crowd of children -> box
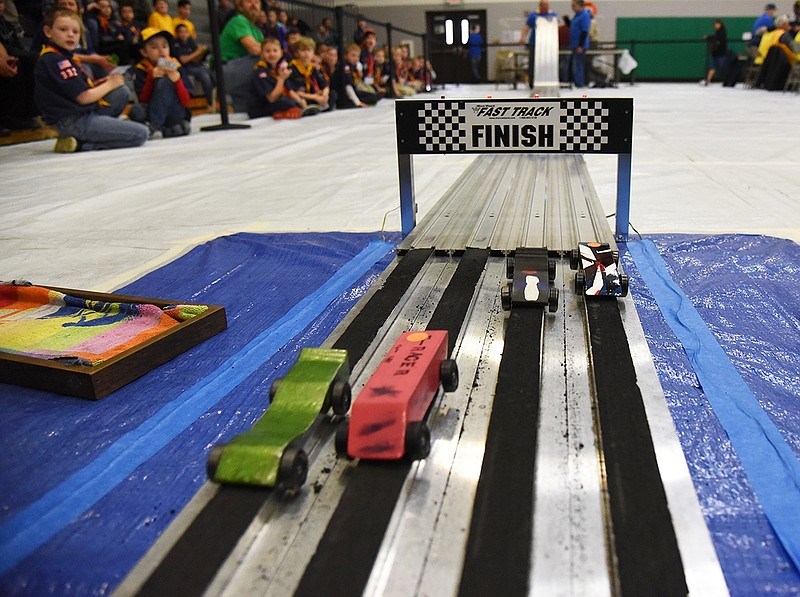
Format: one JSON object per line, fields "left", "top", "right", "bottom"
{"left": 246, "top": 26, "right": 435, "bottom": 120}
{"left": 1, "top": 0, "right": 436, "bottom": 151}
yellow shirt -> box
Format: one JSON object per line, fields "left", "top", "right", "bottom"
{"left": 755, "top": 28, "right": 783, "bottom": 64}
{"left": 172, "top": 16, "right": 196, "bottom": 38}
{"left": 148, "top": 11, "right": 175, "bottom": 35}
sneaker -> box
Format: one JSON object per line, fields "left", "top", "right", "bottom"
{"left": 273, "top": 107, "right": 302, "bottom": 120}
{"left": 53, "top": 136, "right": 78, "bottom": 153}
{"left": 163, "top": 121, "right": 191, "bottom": 137}
{"left": 699, "top": 79, "right": 709, "bottom": 86}
{"left": 148, "top": 125, "right": 162, "bottom": 140}
{"left": 302, "top": 104, "right": 321, "bottom": 116}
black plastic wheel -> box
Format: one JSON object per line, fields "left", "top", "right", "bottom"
{"left": 405, "top": 421, "right": 431, "bottom": 461}
{"left": 440, "top": 359, "right": 459, "bottom": 392}
{"left": 335, "top": 420, "right": 350, "bottom": 458}
{"left": 548, "top": 287, "right": 559, "bottom": 312}
{"left": 501, "top": 282, "right": 512, "bottom": 311}
{"left": 277, "top": 444, "right": 308, "bottom": 490}
{"left": 570, "top": 248, "right": 580, "bottom": 270}
{"left": 575, "top": 270, "right": 586, "bottom": 295}
{"left": 505, "top": 256, "right": 514, "bottom": 279}
{"left": 620, "top": 274, "right": 629, "bottom": 297}
{"left": 269, "top": 378, "right": 282, "bottom": 401}
{"left": 548, "top": 258, "right": 556, "bottom": 281}
{"left": 612, "top": 249, "right": 620, "bottom": 265}
{"left": 206, "top": 444, "right": 224, "bottom": 480}
{"left": 329, "top": 379, "right": 352, "bottom": 416}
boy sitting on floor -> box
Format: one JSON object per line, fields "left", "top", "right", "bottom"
{"left": 286, "top": 36, "right": 329, "bottom": 113}
{"left": 171, "top": 23, "right": 212, "bottom": 105}
{"left": 130, "top": 27, "right": 192, "bottom": 137}
{"left": 337, "top": 41, "right": 380, "bottom": 109}
{"left": 247, "top": 36, "right": 303, "bottom": 119}
{"left": 33, "top": 7, "right": 148, "bottom": 152}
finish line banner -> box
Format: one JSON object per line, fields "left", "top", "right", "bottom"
{"left": 395, "top": 98, "right": 633, "bottom": 155}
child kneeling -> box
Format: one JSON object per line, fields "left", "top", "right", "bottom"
{"left": 33, "top": 7, "right": 148, "bottom": 152}
{"left": 130, "top": 27, "right": 192, "bottom": 138}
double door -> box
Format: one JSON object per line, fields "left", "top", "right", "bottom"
{"left": 426, "top": 10, "right": 487, "bottom": 85}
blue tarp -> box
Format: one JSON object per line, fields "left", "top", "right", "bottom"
{"left": 1, "top": 232, "right": 799, "bottom": 596}
{"left": 624, "top": 234, "right": 800, "bottom": 596}
{"left": 0, "top": 232, "right": 398, "bottom": 596}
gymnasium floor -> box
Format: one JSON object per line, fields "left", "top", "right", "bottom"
{"left": 1, "top": 83, "right": 799, "bottom": 596}
{"left": 3, "top": 82, "right": 798, "bottom": 290}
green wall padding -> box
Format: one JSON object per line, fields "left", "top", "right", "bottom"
{"left": 616, "top": 17, "right": 752, "bottom": 80}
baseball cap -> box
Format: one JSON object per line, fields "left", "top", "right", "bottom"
{"left": 140, "top": 27, "right": 173, "bottom": 45}
{"left": 765, "top": 3, "right": 777, "bottom": 9}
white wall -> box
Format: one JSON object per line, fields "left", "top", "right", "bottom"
{"left": 334, "top": 1, "right": 769, "bottom": 79}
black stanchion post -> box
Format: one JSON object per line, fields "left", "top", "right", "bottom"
{"left": 201, "top": 0, "right": 250, "bottom": 132}
{"left": 334, "top": 6, "right": 344, "bottom": 57}
{"left": 423, "top": 32, "right": 431, "bottom": 91}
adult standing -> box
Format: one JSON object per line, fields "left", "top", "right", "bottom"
{"left": 789, "top": 0, "right": 800, "bottom": 35}
{"left": 353, "top": 16, "right": 368, "bottom": 45}
{"left": 220, "top": 0, "right": 262, "bottom": 112}
{"left": 751, "top": 2, "right": 777, "bottom": 47}
{"left": 467, "top": 24, "right": 483, "bottom": 82}
{"left": 558, "top": 15, "right": 570, "bottom": 82}
{"left": 569, "top": 0, "right": 591, "bottom": 88}
{"left": 518, "top": 0, "right": 557, "bottom": 88}
{"left": 701, "top": 19, "right": 727, "bottom": 85}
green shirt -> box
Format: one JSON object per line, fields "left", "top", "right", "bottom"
{"left": 220, "top": 13, "right": 263, "bottom": 62}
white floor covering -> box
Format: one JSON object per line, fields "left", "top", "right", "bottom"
{"left": 1, "top": 83, "right": 797, "bottom": 292}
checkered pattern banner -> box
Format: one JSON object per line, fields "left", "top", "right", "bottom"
{"left": 559, "top": 100, "right": 610, "bottom": 152}
{"left": 396, "top": 98, "right": 632, "bottom": 155}
{"left": 418, "top": 101, "right": 467, "bottom": 152}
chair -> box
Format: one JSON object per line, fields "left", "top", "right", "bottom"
{"left": 785, "top": 63, "right": 800, "bottom": 92}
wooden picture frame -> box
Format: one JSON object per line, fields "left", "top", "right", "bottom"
{"left": 0, "top": 286, "right": 227, "bottom": 400}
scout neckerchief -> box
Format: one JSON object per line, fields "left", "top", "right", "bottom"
{"left": 289, "top": 58, "right": 320, "bottom": 93}
{"left": 255, "top": 59, "right": 289, "bottom": 96}
{"left": 394, "top": 58, "right": 408, "bottom": 81}
{"left": 97, "top": 14, "right": 114, "bottom": 33}
{"left": 362, "top": 49, "right": 375, "bottom": 77}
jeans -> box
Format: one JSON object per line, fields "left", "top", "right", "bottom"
{"left": 247, "top": 95, "right": 297, "bottom": 119}
{"left": 55, "top": 85, "right": 148, "bottom": 150}
{"left": 222, "top": 54, "right": 258, "bottom": 112}
{"left": 182, "top": 63, "right": 214, "bottom": 104}
{"left": 571, "top": 48, "right": 586, "bottom": 87}
{"left": 470, "top": 56, "right": 481, "bottom": 82}
{"left": 129, "top": 77, "right": 189, "bottom": 131}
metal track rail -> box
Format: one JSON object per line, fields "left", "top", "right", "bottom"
{"left": 118, "top": 156, "right": 727, "bottom": 597}
{"left": 398, "top": 154, "right": 617, "bottom": 254}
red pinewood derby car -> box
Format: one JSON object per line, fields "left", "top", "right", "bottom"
{"left": 335, "top": 330, "right": 458, "bottom": 461}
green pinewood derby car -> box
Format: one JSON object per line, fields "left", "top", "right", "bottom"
{"left": 206, "top": 348, "right": 351, "bottom": 491}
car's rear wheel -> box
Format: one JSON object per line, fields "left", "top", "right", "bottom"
{"left": 440, "top": 359, "right": 459, "bottom": 393}
{"left": 278, "top": 444, "right": 308, "bottom": 491}
{"left": 548, "top": 287, "right": 559, "bottom": 312}
{"left": 335, "top": 420, "right": 350, "bottom": 458}
{"left": 330, "top": 380, "right": 352, "bottom": 416}
{"left": 405, "top": 421, "right": 431, "bottom": 461}
{"left": 575, "top": 270, "right": 586, "bottom": 294}
{"left": 501, "top": 282, "right": 512, "bottom": 311}
{"left": 206, "top": 444, "right": 224, "bottom": 480}
{"left": 269, "top": 378, "right": 282, "bottom": 401}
